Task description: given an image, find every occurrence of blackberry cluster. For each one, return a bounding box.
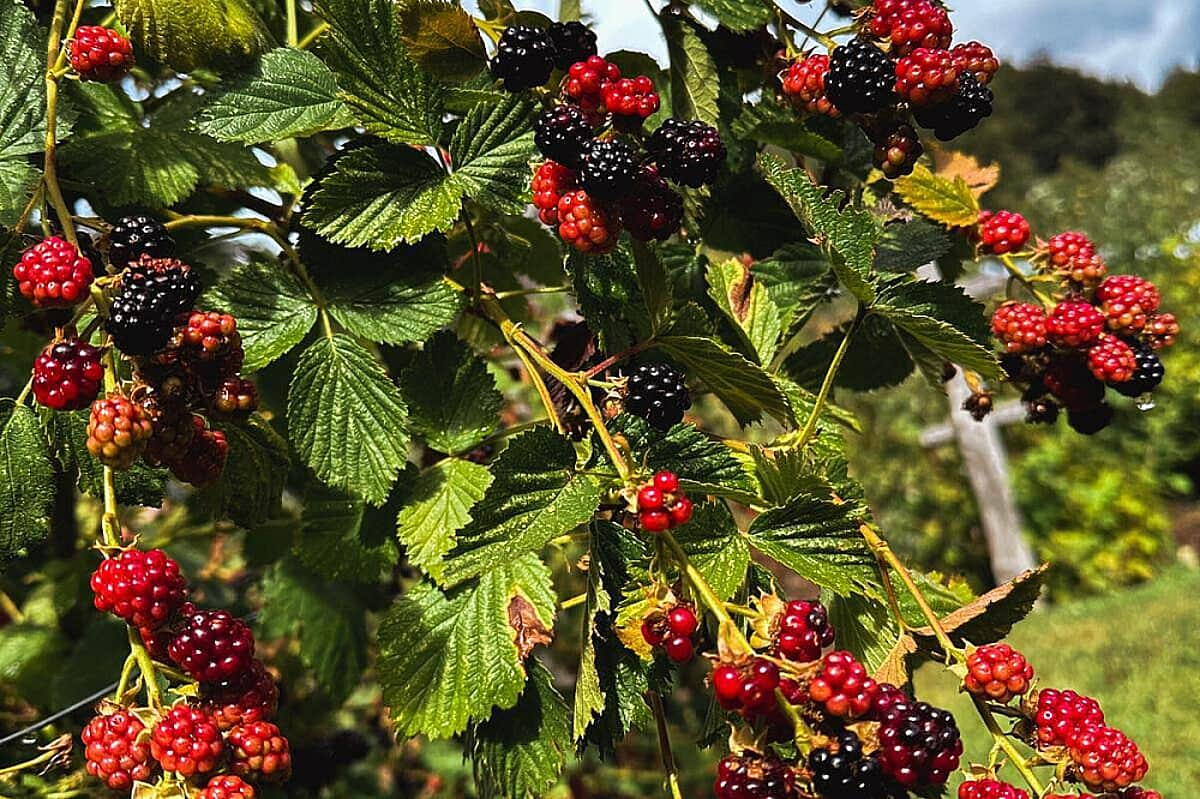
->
[774,598,835,663]
[107,214,175,267]
[635,470,693,532]
[808,731,895,799]
[645,119,727,188]
[489,21,599,92]
[824,38,895,115]
[624,362,690,430]
[534,104,594,168]
[640,604,700,664]
[106,265,201,356]
[578,139,639,200]
[714,754,799,799]
[875,698,963,787]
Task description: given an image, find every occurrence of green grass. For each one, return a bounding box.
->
[914,565,1200,796]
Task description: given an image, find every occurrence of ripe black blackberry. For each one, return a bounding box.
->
[625,362,690,431]
[1112,340,1165,397]
[714,754,798,799]
[577,139,638,201]
[876,699,963,787]
[646,119,726,188]
[620,166,683,242]
[534,105,594,168]
[1067,402,1113,435]
[825,38,895,115]
[914,73,994,141]
[547,20,597,69]
[809,731,895,799]
[489,25,555,92]
[107,214,174,268]
[106,267,202,356]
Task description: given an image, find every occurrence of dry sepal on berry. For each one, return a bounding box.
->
[200,659,280,730]
[489,25,555,92]
[978,210,1031,255]
[531,160,576,226]
[809,650,878,719]
[1033,688,1106,749]
[646,118,727,188]
[228,720,293,783]
[168,606,255,683]
[641,604,699,663]
[1069,724,1148,792]
[556,189,622,254]
[87,392,155,470]
[150,704,224,777]
[68,25,134,82]
[1087,335,1136,383]
[564,55,621,115]
[715,753,799,799]
[991,302,1048,353]
[602,75,660,129]
[636,470,693,532]
[958,779,1030,799]
[1046,301,1106,348]
[782,53,840,117]
[825,38,895,115]
[775,599,835,663]
[952,41,1000,84]
[963,643,1034,703]
[82,710,157,791]
[894,47,959,106]
[91,548,188,631]
[869,0,953,56]
[1095,275,1160,333]
[198,775,257,799]
[13,236,94,308]
[32,337,104,411]
[876,697,963,787]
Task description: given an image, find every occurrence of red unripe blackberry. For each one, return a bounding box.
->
[1113,340,1165,397]
[894,47,959,106]
[32,338,103,411]
[167,418,229,487]
[86,392,155,469]
[1045,231,1108,286]
[963,643,1034,703]
[199,659,279,730]
[668,496,693,526]
[547,20,597,69]
[1034,688,1105,749]
[212,377,259,418]
[1044,357,1105,411]
[873,122,923,179]
[868,681,908,720]
[1117,788,1162,799]
[663,635,694,663]
[602,75,660,128]
[667,605,699,637]
[876,698,963,787]
[653,471,680,493]
[68,26,134,82]
[826,38,895,115]
[978,210,1031,255]
[639,509,671,532]
[637,485,665,511]
[489,25,555,92]
[1069,724,1148,792]
[738,658,782,717]
[1046,301,1105,348]
[91,548,188,631]
[82,710,157,791]
[641,618,665,647]
[228,720,293,783]
[782,53,840,117]
[620,166,683,242]
[556,189,621,253]
[869,0,953,56]
[809,650,878,719]
[1087,335,1137,383]
[168,606,255,683]
[1095,275,1161,333]
[141,397,196,467]
[992,302,1048,353]
[914,72,993,140]
[150,704,224,777]
[951,42,1000,84]
[107,214,175,267]
[715,754,799,799]
[198,775,257,799]
[181,310,241,362]
[636,470,690,531]
[1145,312,1179,349]
[958,779,1030,799]
[13,236,94,307]
[775,599,835,663]
[712,664,743,705]
[534,104,594,168]
[564,55,621,114]
[646,118,726,188]
[531,160,576,226]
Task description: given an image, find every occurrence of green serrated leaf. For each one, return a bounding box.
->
[296,481,398,583]
[630,240,673,335]
[441,428,604,586]
[194,416,288,527]
[875,218,952,273]
[474,659,570,799]
[827,593,908,683]
[707,257,783,364]
[786,316,916,392]
[397,458,492,580]
[673,501,749,600]
[205,260,316,372]
[400,331,502,453]
[198,48,354,143]
[43,409,166,509]
[654,335,791,426]
[873,278,1001,380]
[732,101,842,163]
[258,558,368,703]
[566,241,652,352]
[892,163,981,228]
[316,0,443,145]
[378,553,555,738]
[746,493,878,597]
[754,242,836,334]
[324,266,463,344]
[691,0,770,31]
[449,95,537,215]
[0,1,49,161]
[0,401,55,570]
[758,152,879,303]
[607,416,758,502]
[572,524,610,739]
[287,334,409,505]
[115,0,272,72]
[397,0,487,83]
[662,13,719,127]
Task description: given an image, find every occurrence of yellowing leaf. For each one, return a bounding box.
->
[892,163,980,228]
[932,150,1001,199]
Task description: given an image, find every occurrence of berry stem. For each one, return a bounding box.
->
[794,306,863,452]
[493,285,572,299]
[999,254,1055,308]
[659,530,752,654]
[777,9,837,50]
[583,342,648,379]
[127,625,163,710]
[509,338,569,436]
[42,0,78,248]
[52,0,89,72]
[971,694,1046,796]
[559,592,588,610]
[296,21,329,50]
[646,689,685,799]
[14,377,33,406]
[285,0,299,47]
[113,653,136,701]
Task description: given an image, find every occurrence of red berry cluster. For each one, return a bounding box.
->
[781,53,839,117]
[963,643,1034,703]
[12,236,94,307]
[86,548,290,793]
[640,604,700,663]
[959,778,1029,799]
[33,337,104,411]
[635,470,693,532]
[978,210,1032,255]
[68,25,135,82]
[808,650,879,719]
[774,599,835,663]
[711,657,801,724]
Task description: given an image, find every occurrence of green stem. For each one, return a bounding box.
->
[297,21,330,49]
[510,337,567,435]
[494,285,571,300]
[647,690,685,799]
[559,592,587,610]
[794,307,862,451]
[972,695,1047,795]
[660,531,751,654]
[127,626,162,710]
[999,254,1055,308]
[113,653,137,700]
[14,377,33,406]
[285,0,299,47]
[43,0,76,247]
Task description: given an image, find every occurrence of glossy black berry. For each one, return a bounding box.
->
[809,731,896,799]
[825,38,895,115]
[489,25,555,92]
[534,105,594,168]
[646,119,726,188]
[106,267,202,356]
[620,166,683,242]
[625,362,690,431]
[1025,397,1060,425]
[577,139,638,201]
[1067,402,1114,435]
[107,214,174,268]
[547,20,597,69]
[1112,340,1164,397]
[914,73,994,141]
[877,699,963,788]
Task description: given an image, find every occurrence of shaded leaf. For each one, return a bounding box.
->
[654,335,791,426]
[195,416,288,527]
[398,0,487,83]
[400,331,502,453]
[873,279,1001,380]
[875,218,952,273]
[673,501,749,601]
[205,260,316,372]
[0,401,54,570]
[607,415,758,502]
[115,0,272,72]
[296,482,398,583]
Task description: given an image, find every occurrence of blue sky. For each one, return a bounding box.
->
[482,0,1200,91]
